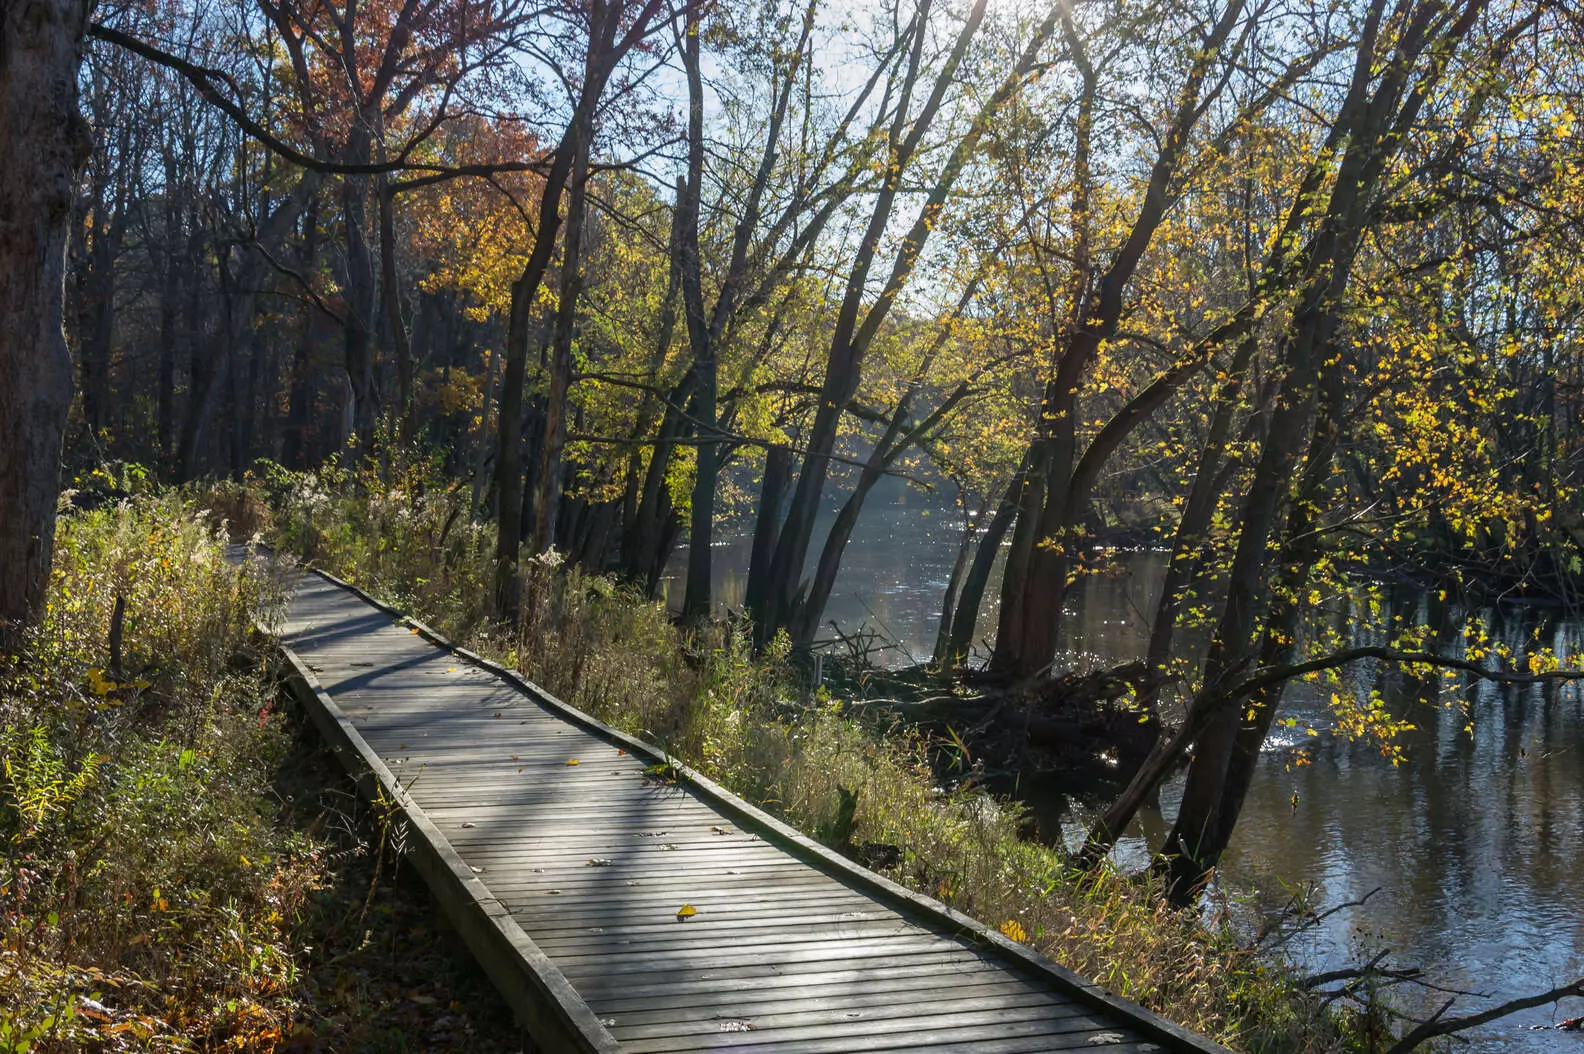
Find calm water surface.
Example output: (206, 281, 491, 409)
(664, 500, 1584, 1049)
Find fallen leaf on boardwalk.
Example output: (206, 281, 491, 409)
(711, 825, 730, 835)
(460, 822, 476, 829)
(999, 919, 1027, 942)
(616, 749, 626, 755)
(410, 627, 420, 634)
(470, 866, 486, 874)
(493, 712, 501, 718)
(546, 888, 561, 894)
(718, 1021, 753, 1032)
(675, 904, 697, 920)
(662, 843, 680, 850)
(510, 755, 518, 761)
(1086, 1033, 1125, 1045)
(399, 744, 407, 749)
(447, 667, 457, 673)
(587, 858, 613, 867)
(566, 759, 580, 766)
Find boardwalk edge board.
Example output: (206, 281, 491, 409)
(275, 643, 623, 1053)
(289, 562, 1229, 1054)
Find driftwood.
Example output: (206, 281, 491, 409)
(1386, 977, 1584, 1053)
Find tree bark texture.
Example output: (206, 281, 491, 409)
(0, 0, 93, 644)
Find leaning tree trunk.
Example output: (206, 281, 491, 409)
(0, 0, 91, 646)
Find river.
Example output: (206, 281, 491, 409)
(661, 498, 1584, 1050)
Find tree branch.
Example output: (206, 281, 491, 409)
(1387, 977, 1584, 1053)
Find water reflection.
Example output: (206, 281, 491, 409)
(665, 501, 1584, 1050)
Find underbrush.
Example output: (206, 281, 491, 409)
(257, 461, 1365, 1052)
(0, 493, 516, 1051)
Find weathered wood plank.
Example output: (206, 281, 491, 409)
(573, 959, 1023, 1006)
(612, 1003, 1103, 1052)
(590, 974, 1055, 1019)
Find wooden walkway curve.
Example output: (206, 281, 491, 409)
(274, 567, 1228, 1054)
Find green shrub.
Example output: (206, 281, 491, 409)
(0, 494, 309, 1049)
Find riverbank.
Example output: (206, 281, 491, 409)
(0, 492, 518, 1049)
(245, 461, 1373, 1052)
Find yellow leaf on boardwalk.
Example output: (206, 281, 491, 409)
(999, 919, 1026, 942)
(676, 904, 697, 921)
(566, 759, 580, 766)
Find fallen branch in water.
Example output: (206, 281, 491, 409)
(1302, 948, 1394, 990)
(1387, 977, 1584, 1053)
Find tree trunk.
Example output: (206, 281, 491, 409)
(932, 487, 984, 666)
(156, 157, 181, 469)
(378, 178, 413, 448)
(945, 460, 1025, 666)
(533, 130, 591, 554)
(678, 6, 714, 622)
(340, 166, 378, 455)
(746, 443, 793, 644)
(283, 202, 320, 470)
(471, 344, 498, 518)
(78, 198, 121, 445)
(0, 0, 92, 644)
(989, 0, 1251, 680)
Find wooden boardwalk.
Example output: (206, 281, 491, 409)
(276, 568, 1226, 1054)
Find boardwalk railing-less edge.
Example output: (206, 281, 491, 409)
(274, 564, 1231, 1054)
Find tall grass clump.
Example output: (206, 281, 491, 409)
(0, 491, 316, 1049)
(260, 462, 1356, 1052)
(259, 457, 497, 636)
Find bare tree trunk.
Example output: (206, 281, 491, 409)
(533, 130, 591, 554)
(746, 443, 793, 641)
(283, 201, 320, 470)
(77, 182, 122, 445)
(945, 460, 1025, 666)
(678, 5, 714, 621)
(340, 163, 378, 456)
(0, 0, 92, 644)
(378, 178, 413, 448)
(619, 177, 686, 564)
(156, 155, 182, 469)
(471, 344, 498, 518)
(933, 487, 985, 666)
